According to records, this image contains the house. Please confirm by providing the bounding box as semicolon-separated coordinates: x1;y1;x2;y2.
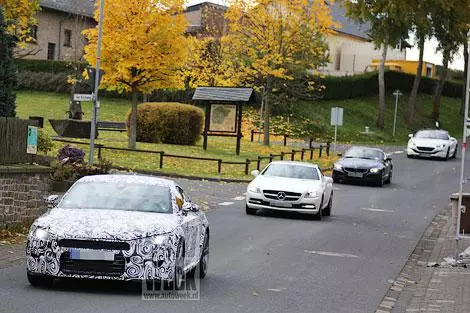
320;3;408;76
368;60;437;78
184;2;227;38
15;0;95;61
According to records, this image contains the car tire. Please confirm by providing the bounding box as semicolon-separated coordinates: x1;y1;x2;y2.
407;154;413;159
246;205;257;215
444;148;450;161
452;146;458;159
322;194;332;217
172;242;184;290
188;230;209;279
375;176;383;187
385;171;392;184
27;273;53;287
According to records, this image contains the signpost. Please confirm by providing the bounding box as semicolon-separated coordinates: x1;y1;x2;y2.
73;94;94;102
330;107;343;155
26;126;38;155
392;89;403;137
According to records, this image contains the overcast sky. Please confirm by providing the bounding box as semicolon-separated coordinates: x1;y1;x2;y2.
187;1;466;71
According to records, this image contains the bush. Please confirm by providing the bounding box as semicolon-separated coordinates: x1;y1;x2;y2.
128;102;204;145
37;129;54;154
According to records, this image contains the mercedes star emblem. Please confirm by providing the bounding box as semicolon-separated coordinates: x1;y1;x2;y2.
277;192;286;201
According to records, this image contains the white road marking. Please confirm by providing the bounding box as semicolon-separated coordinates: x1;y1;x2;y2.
218;202;234;206
304;250;359;259
267;288;286;292
393;151;404;154
333;187;341;191
232;196;245;201
361;208;394;213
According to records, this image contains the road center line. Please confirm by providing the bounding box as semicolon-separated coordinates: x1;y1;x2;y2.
304;250;360;259
361;208;394;213
232;196;245;201
218;202;234;206
393;151;404;154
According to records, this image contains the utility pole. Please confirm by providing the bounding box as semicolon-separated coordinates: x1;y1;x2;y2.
456;37;470;253
88;0;105;166
392;89;402;137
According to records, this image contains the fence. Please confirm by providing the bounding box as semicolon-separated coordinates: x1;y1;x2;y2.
53;138;329;176
250;130;331;151
0;118;38;164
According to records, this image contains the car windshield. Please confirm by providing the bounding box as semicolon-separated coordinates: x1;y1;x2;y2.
415;130;449;140
59;181;172;213
344;147;384;160
262;164;319;180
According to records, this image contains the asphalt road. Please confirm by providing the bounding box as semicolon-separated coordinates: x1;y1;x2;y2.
1;149;468;313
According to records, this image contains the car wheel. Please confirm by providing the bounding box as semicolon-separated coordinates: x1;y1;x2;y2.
444;148;450;161
385;171;392;184
188;230;209;279
452;146;458;159
316;197;323;220
27;273;53;287
172;242;184;290
246;204;257;215
375;176;384;187
407;154;413;159
322;194;332;217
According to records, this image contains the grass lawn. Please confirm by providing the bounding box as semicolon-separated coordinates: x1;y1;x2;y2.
15;91;336;179
296;93;464;145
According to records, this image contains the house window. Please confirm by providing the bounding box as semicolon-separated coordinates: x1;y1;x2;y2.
64;29;72;47
29;25;38;41
426;65;433;77
47;43;56;60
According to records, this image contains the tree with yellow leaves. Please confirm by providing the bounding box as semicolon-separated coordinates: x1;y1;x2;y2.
83;0;189;149
0;0;39;44
224;0;335;145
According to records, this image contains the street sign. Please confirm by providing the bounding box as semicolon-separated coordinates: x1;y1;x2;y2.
393;89;403;137
86;67;104;91
26;126;38;154
330;107;343;126
73;94;94;102
393;89;403;97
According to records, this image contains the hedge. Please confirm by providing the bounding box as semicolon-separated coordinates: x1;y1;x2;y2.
14;59;86;74
127;102;204;145
320;71;463;100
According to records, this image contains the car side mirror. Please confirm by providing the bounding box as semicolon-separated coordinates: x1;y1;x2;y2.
386;156;392;162
182;202;192;214
251;170;260;177
45;195;59;208
408;134;413;138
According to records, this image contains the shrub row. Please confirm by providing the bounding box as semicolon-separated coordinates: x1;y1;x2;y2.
320;71;463;100
128;102;204;146
15;59;86;74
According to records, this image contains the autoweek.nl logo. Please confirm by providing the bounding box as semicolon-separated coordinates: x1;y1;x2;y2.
141;276;200;300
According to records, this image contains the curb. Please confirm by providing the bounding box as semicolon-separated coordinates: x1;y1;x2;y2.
374;207;449;313
110;166;252;184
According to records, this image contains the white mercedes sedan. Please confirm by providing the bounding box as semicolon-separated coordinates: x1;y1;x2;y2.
407;129;458;160
245;161;333;219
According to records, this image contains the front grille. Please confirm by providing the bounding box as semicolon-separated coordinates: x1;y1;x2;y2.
60;251;125;277
344;168;368;173
416;146;434;152
58;239;130;251
248;198;313;209
263;190;302;201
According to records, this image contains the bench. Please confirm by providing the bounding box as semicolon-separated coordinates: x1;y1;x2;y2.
97;121;127;132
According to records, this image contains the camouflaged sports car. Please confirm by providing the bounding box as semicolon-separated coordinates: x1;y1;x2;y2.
26;175;209;289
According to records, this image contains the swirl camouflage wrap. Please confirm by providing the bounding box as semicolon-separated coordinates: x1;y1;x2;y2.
26;175;209;282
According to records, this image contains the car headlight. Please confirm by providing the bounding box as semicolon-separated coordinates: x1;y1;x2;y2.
151;234;169;246
33;228;51;241
248;185;261;194
334;163;342;170
409;140;416;148
436;144;446;150
370;168;381;174
305;190;321;198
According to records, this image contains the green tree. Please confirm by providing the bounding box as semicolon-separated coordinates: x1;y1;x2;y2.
0;7;17;117
345;0;410;129
407;0;433;124
430;0;466;122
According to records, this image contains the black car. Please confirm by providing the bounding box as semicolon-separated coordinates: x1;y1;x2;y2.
332;147;393;187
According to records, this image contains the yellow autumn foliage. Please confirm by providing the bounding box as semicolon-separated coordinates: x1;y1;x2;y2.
0;0;39;45
83;0;189;94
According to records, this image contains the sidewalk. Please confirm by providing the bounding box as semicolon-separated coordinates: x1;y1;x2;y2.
0;243;25;269
377;204;470;313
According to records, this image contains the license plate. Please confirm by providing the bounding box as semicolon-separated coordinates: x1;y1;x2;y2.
419;153;431;158
348;172;363;178
271;201;292;208
69;249;115;261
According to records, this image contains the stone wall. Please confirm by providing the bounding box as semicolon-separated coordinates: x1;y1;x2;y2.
0;166;52;228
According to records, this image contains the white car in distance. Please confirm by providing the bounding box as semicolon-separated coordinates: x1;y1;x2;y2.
245;161;333;219
407;129;458;160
